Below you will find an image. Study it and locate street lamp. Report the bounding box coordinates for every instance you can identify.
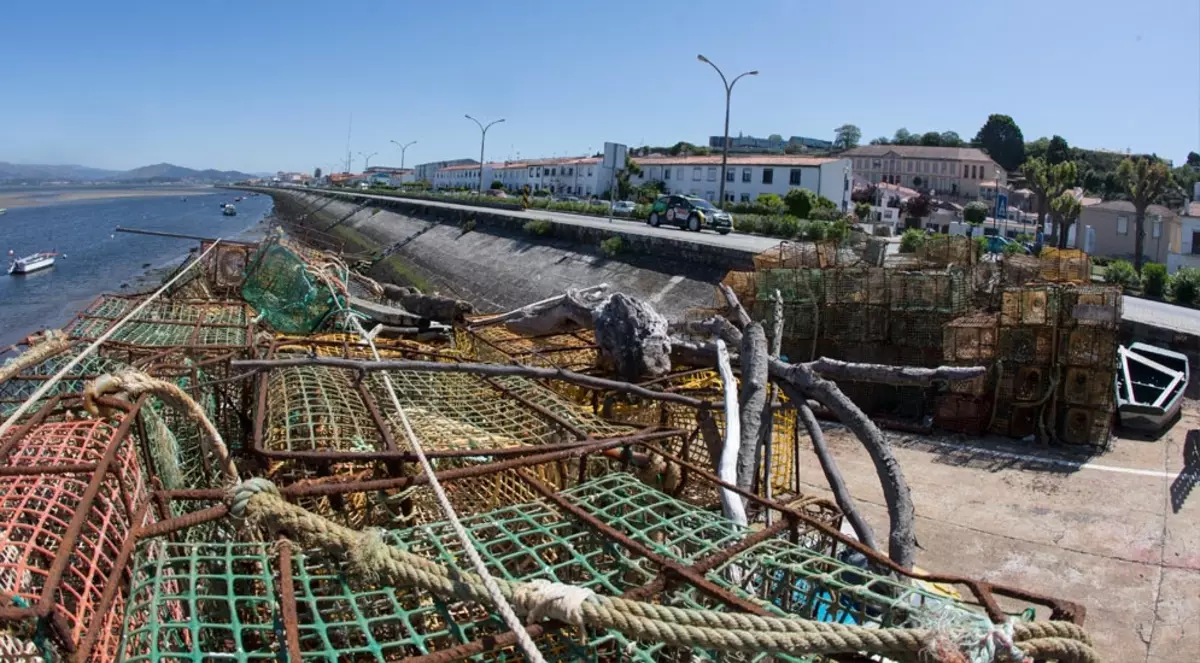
[465,114,505,193]
[358,151,378,171]
[697,54,757,209]
[390,140,417,170]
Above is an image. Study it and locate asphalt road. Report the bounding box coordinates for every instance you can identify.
[1121,295,1200,335]
[294,188,784,254]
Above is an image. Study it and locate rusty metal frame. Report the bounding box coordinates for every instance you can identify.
[0,393,151,658]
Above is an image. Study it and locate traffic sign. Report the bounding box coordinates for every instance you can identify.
[994,193,1009,222]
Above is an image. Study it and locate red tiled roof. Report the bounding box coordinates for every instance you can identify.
[634,154,839,167]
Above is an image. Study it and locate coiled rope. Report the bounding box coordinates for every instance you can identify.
[0,330,72,385]
[227,478,1100,662]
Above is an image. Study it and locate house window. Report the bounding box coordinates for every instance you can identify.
[906,161,913,172]
[1117,216,1129,235]
[1192,231,1200,255]
[692,167,702,181]
[940,161,947,174]
[707,167,716,181]
[762,168,774,184]
[664,168,671,180]
[742,168,751,182]
[923,161,931,173]
[706,191,715,201]
[588,167,594,176]
[725,192,735,201]
[964,164,970,178]
[676,168,683,180]
[1152,218,1162,238]
[740,193,751,202]
[789,169,802,185]
[586,186,592,195]
[872,159,882,169]
[726,169,734,182]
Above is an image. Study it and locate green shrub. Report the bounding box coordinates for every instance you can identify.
[784,188,815,218]
[1015,233,1034,243]
[854,201,871,221]
[1142,263,1167,297]
[1104,259,1138,291]
[964,200,989,225]
[756,193,786,215]
[1170,268,1200,306]
[807,220,829,241]
[490,180,504,189]
[899,229,926,253]
[1091,255,1111,267]
[759,216,782,237]
[808,207,844,222]
[600,236,623,258]
[735,216,760,234]
[523,219,553,236]
[1003,241,1024,256]
[974,236,989,258]
[828,219,850,243]
[777,216,799,238]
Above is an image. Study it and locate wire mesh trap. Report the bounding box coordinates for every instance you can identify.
[62,294,254,354]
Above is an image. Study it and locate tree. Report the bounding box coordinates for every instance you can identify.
[1050,190,1082,249]
[972,114,1026,172]
[1046,135,1071,165]
[313,167,323,179]
[902,193,932,219]
[1117,157,1171,272]
[768,134,783,142]
[1025,137,1050,162]
[869,136,890,145]
[490,179,504,189]
[963,200,989,232]
[912,175,923,187]
[1188,151,1200,168]
[919,131,942,146]
[615,154,644,200]
[854,201,871,221]
[939,131,963,147]
[893,128,914,145]
[1024,157,1077,240]
[833,124,862,150]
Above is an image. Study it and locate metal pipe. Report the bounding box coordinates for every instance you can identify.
[114,226,256,246]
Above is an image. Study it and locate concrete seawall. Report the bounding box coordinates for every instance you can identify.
[265,188,736,318]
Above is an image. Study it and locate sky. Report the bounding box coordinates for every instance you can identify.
[0,0,1197,174]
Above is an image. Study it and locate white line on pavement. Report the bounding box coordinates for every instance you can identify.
[649,275,685,304]
[913,438,1195,481]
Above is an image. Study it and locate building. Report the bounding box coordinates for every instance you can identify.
[435,156,620,197]
[1073,200,1180,264]
[629,154,853,210]
[363,168,414,185]
[843,145,1005,200]
[413,158,477,184]
[707,134,833,153]
[433,163,493,190]
[1167,201,1200,273]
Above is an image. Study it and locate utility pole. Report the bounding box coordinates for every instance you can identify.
[345,112,353,173]
[697,55,758,209]
[465,114,505,194]
[358,152,378,171]
[390,140,417,170]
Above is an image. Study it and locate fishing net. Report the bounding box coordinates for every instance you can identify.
[62,295,252,351]
[241,238,346,335]
[0,345,129,417]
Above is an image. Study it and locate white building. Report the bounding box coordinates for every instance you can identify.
[436,156,619,196]
[432,163,493,190]
[414,158,477,184]
[1168,201,1200,274]
[628,154,853,211]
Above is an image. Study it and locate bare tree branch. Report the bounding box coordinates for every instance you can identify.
[713,338,747,526]
[230,357,707,408]
[736,323,770,497]
[795,401,879,551]
[467,284,608,330]
[717,283,753,328]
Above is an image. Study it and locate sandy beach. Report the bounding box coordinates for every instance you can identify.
[0,186,222,209]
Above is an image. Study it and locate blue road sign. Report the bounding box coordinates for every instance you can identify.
[994,193,1009,222]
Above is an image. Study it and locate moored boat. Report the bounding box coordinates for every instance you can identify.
[223,204,237,216]
[7,250,57,275]
[1116,342,1189,433]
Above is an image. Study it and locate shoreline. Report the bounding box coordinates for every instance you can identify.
[0,186,223,209]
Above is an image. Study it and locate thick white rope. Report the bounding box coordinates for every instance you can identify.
[346,316,552,662]
[0,240,224,440]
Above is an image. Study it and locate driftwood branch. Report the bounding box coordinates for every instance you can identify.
[808,357,987,386]
[717,283,753,328]
[761,289,785,521]
[795,401,879,551]
[713,338,747,526]
[468,284,608,330]
[229,357,707,408]
[736,323,770,497]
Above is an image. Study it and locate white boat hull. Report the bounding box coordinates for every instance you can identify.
[8,255,55,275]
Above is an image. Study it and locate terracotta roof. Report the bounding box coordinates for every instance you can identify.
[876,182,920,198]
[633,154,839,167]
[439,163,484,172]
[843,145,997,164]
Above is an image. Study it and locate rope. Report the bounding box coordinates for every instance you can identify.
[0,330,71,384]
[344,315,551,663]
[0,240,224,441]
[84,369,239,483]
[227,480,1100,661]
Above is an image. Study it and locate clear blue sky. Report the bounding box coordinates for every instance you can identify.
[1,0,1196,173]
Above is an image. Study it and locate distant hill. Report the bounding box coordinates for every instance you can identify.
[0,161,254,184]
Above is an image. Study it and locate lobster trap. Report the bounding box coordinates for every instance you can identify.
[241,236,346,335]
[62,294,255,357]
[464,326,600,372]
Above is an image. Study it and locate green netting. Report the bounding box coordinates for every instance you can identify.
[241,240,344,335]
[0,349,129,416]
[83,295,250,326]
[264,364,384,453]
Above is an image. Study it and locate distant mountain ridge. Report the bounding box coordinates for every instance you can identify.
[0,161,254,184]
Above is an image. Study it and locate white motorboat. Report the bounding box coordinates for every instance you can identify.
[223,204,237,216]
[8,250,57,275]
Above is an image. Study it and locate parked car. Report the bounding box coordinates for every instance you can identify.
[647,195,732,234]
[612,200,636,215]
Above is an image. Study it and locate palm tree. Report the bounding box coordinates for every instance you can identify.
[1050,191,1082,249]
[1023,157,1077,243]
[1117,157,1170,272]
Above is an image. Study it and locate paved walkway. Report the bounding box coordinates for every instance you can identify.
[801,410,1200,662]
[1124,296,1200,336]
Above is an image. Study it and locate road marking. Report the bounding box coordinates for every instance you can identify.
[913,438,1195,481]
[649,275,685,304]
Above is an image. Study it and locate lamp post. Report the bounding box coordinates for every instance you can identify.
[465,114,505,193]
[358,151,378,171]
[697,55,757,209]
[390,140,417,170]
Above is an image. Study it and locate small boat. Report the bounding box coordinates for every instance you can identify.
[0,208,7,215]
[1116,342,1189,433]
[223,204,237,216]
[8,250,57,275]
[235,196,243,202]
